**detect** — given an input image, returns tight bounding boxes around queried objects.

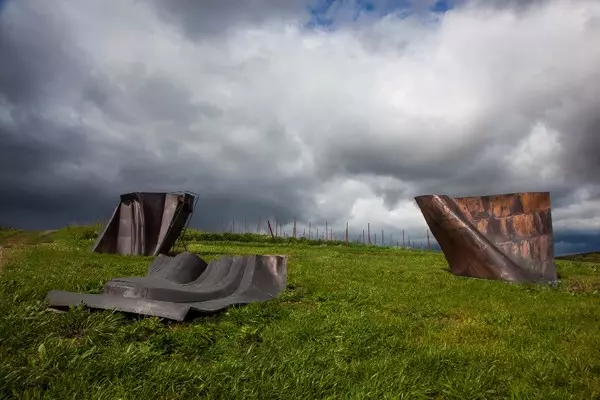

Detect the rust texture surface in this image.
[92,192,196,256]
[414,192,556,283]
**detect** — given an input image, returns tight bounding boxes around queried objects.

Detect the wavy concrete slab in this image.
[46,252,288,321]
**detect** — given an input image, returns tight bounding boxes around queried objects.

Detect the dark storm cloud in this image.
[0,3,114,228]
[1,0,600,256]
[550,100,600,185]
[554,231,600,256]
[150,0,311,37]
[82,70,223,131]
[0,0,316,230]
[0,2,80,107]
[0,106,124,228]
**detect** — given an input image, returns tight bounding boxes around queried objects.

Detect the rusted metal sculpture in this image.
[92,192,196,256]
[46,252,287,321]
[415,192,556,283]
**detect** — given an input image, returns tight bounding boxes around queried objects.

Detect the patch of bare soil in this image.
[0,230,58,271]
[0,234,32,272]
[0,247,5,271]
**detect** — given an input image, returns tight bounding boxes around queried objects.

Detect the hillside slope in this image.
[1,227,599,399]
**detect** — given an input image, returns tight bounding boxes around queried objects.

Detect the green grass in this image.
[558,251,600,264]
[1,227,600,399]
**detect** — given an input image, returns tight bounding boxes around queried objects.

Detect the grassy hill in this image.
[557,251,600,264]
[1,226,599,399]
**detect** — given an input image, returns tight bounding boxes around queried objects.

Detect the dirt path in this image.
[0,240,16,272]
[0,232,37,272]
[0,247,6,272]
[0,230,58,272]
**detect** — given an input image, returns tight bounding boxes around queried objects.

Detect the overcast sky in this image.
[1,0,600,254]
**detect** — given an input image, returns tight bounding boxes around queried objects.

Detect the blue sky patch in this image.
[431,0,453,13]
[305,0,454,30]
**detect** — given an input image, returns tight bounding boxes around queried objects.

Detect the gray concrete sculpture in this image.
[46,252,287,321]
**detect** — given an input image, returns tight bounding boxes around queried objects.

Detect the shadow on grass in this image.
[441,265,565,281]
[50,303,231,324]
[166,250,236,258]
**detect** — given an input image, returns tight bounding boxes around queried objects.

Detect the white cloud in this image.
[2,0,600,237]
[505,122,564,184]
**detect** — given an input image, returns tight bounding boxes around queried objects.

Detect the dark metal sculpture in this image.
[46,252,287,321]
[92,192,196,256]
[415,192,556,283]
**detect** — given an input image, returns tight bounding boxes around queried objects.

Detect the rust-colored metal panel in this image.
[414,192,556,283]
[92,192,196,256]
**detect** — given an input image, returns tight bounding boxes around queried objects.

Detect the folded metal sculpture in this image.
[92,192,196,256]
[46,252,287,321]
[415,192,556,283]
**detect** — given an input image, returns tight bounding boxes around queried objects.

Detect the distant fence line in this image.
[68,215,440,251]
[192,216,439,250]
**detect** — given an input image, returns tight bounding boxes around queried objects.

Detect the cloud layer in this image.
[1,0,600,253]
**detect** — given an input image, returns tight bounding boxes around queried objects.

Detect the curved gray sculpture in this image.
[92,192,196,256]
[46,252,287,321]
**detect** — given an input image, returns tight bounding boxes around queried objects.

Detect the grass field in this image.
[1,226,600,399]
[557,251,600,265]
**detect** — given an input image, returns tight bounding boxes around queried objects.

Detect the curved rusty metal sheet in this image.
[92,192,196,256]
[414,192,556,283]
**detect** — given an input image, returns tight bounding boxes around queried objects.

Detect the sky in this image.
[1,0,600,255]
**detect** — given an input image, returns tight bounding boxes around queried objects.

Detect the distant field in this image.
[557,251,600,264]
[1,226,599,399]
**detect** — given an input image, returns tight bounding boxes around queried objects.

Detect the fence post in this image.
[345,222,349,245]
[267,220,275,240]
